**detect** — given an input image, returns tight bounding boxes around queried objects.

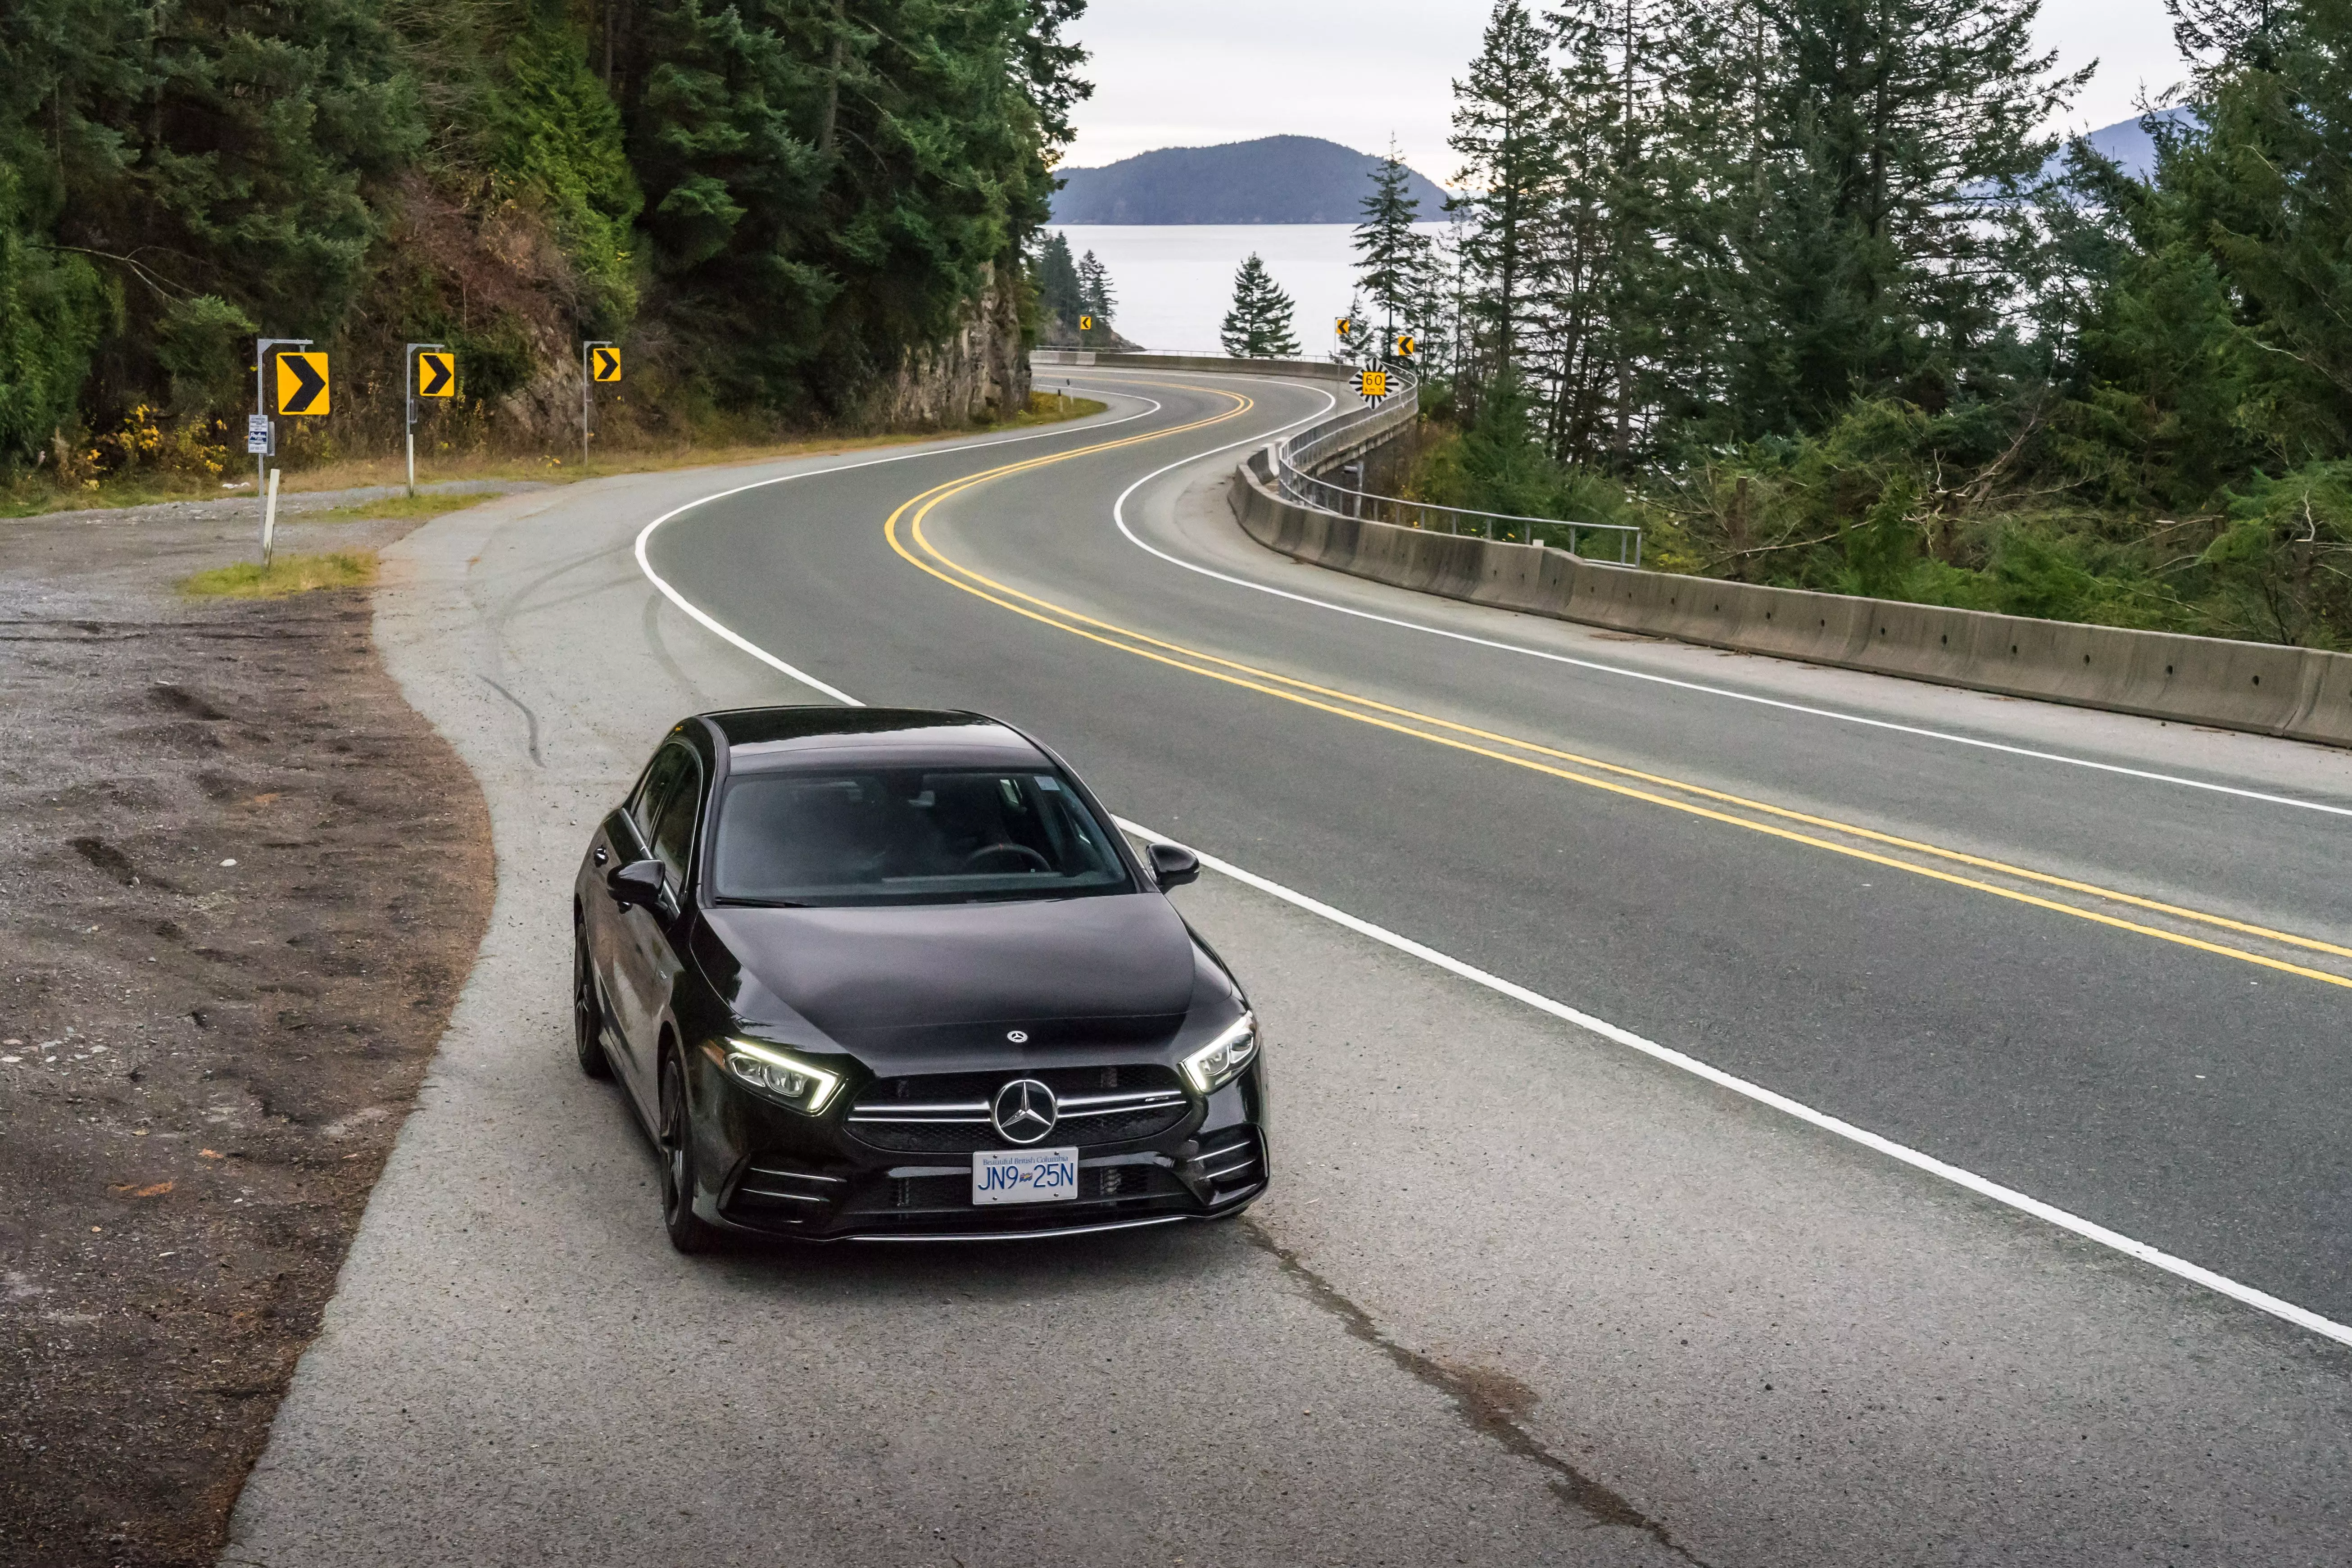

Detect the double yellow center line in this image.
[880,382,2352,993]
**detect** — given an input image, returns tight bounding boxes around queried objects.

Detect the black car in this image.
[572,706,1269,1249]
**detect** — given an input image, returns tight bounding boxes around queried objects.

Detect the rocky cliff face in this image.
[875,262,1030,427]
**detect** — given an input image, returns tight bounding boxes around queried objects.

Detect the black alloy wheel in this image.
[659,1052,719,1254]
[573,923,612,1079]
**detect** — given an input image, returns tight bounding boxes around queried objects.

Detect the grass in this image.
[312,490,498,522]
[6,389,1112,519]
[178,551,378,600]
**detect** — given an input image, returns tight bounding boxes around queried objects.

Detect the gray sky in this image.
[1063,0,2188,179]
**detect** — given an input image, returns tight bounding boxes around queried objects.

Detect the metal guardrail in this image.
[1271,368,1645,567]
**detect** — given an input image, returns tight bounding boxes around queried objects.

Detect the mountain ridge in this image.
[1049,136,1449,225]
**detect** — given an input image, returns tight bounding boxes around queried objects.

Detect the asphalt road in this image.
[227,374,2352,1566]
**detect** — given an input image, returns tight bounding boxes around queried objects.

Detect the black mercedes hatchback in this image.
[572,706,1269,1249]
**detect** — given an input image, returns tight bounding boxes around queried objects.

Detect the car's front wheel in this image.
[659,1052,720,1254]
[572,922,612,1080]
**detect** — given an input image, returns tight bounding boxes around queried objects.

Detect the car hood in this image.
[703,893,1200,1047]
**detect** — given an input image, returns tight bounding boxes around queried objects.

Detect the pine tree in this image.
[1076,248,1115,341]
[1219,253,1301,358]
[1036,231,1084,334]
[1352,139,1433,356]
[2112,0,2352,464]
[1449,0,1564,378]
[1522,0,1661,464]
[1718,0,2089,435]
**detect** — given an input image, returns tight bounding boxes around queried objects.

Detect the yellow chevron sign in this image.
[417,351,456,398]
[1335,317,1354,339]
[274,351,330,416]
[589,345,622,383]
[1079,315,1094,331]
[1393,333,1418,358]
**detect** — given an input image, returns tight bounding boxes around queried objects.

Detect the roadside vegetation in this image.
[1346,0,2352,648]
[178,552,380,600]
[1,0,1092,505]
[2,392,1107,519]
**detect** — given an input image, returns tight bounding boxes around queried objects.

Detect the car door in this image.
[593,748,687,1062]
[611,747,702,1097]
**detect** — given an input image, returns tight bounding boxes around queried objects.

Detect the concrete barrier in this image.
[1030,351,1355,381]
[1232,449,2352,748]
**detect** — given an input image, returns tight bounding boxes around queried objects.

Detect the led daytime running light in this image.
[1181,1013,1258,1094]
[721,1037,843,1113]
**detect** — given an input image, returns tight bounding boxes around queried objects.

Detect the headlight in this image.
[1181,1012,1258,1094]
[721,1038,843,1114]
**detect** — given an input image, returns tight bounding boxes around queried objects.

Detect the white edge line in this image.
[628,373,2352,1353]
[632,389,1169,707]
[1087,376,2352,821]
[1115,815,2352,1351]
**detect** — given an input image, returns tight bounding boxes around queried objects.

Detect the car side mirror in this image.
[607,858,668,911]
[1149,843,1200,890]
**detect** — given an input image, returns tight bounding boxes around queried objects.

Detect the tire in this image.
[659,1052,720,1254]
[573,922,612,1079]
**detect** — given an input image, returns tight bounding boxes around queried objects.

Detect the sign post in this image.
[251,337,311,565]
[581,341,620,470]
[405,343,453,497]
[261,467,282,567]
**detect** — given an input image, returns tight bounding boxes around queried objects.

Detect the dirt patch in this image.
[0,507,494,1566]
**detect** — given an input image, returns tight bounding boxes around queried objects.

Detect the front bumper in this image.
[692,1060,1269,1242]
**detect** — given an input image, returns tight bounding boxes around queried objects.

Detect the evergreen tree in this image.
[1,0,423,443]
[1352,138,1433,353]
[1521,0,1664,464]
[1720,0,2088,435]
[1076,247,1115,340]
[2089,0,2352,470]
[1219,253,1300,358]
[490,3,644,332]
[1036,230,1084,331]
[1450,0,1564,378]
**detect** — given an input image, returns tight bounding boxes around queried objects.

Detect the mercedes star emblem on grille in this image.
[990,1078,1058,1144]
[1006,1029,1028,1043]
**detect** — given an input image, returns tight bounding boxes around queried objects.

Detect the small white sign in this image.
[245,414,272,456]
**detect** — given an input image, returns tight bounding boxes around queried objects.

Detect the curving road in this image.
[228,369,2352,1566]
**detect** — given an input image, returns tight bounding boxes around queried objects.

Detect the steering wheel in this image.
[961,842,1052,872]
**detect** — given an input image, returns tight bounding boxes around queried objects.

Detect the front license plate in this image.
[971,1147,1079,1205]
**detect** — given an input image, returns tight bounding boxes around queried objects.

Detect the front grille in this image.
[846,1064,1192,1153]
[861,1064,1180,1101]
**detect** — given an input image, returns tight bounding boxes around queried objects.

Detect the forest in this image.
[0,0,1088,489]
[1355,0,2352,648]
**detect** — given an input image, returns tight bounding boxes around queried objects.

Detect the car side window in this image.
[630,744,692,843]
[649,755,702,887]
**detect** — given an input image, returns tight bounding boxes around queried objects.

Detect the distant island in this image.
[1049,136,1450,225]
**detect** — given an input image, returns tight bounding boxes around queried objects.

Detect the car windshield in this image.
[710,767,1136,906]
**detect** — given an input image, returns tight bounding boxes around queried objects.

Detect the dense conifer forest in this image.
[1357,0,2352,648]
[0,0,1088,483]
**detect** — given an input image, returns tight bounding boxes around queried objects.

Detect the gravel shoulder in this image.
[0,501,496,1568]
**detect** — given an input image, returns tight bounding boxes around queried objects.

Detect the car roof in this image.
[702,706,1052,773]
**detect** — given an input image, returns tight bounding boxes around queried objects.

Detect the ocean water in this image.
[1049,223,1451,358]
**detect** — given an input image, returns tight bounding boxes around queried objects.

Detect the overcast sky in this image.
[1062,0,2189,179]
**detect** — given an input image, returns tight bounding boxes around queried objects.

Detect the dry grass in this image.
[178,551,379,600]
